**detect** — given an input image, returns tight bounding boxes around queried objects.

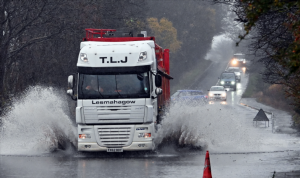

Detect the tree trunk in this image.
[0,0,7,115]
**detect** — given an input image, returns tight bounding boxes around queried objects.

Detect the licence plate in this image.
[107,148,123,152]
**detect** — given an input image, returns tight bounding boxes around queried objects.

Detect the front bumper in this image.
[78,124,155,152]
[209,97,226,100]
[78,141,154,151]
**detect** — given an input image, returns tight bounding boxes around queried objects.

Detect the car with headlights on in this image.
[230,53,246,67]
[226,67,241,82]
[208,86,227,101]
[219,72,237,91]
[171,90,208,106]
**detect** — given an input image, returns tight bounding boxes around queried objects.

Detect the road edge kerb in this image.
[240,102,273,114]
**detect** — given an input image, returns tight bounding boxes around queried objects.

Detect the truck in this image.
[67,29,172,152]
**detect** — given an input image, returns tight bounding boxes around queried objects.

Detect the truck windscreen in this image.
[78,72,150,99]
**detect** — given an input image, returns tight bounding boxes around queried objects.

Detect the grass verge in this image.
[242,73,293,112]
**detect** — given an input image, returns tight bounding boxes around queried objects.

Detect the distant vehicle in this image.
[226,67,241,82]
[208,86,227,101]
[219,72,236,91]
[171,90,208,106]
[230,53,246,67]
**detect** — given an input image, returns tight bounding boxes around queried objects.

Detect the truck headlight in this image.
[236,73,240,76]
[231,81,235,85]
[221,93,226,96]
[232,60,237,64]
[209,93,214,97]
[80,53,88,62]
[79,134,91,139]
[138,51,147,62]
[243,61,246,63]
[220,81,224,85]
[138,133,151,138]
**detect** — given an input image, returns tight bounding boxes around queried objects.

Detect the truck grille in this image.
[84,106,145,123]
[214,94,221,96]
[95,126,134,147]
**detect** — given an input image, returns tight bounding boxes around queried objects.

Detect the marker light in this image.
[79,134,91,139]
[138,51,147,62]
[138,133,151,138]
[80,53,88,62]
[231,81,235,85]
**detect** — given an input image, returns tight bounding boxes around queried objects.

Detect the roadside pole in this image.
[272,113,275,133]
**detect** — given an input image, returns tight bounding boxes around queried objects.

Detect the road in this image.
[1,59,300,178]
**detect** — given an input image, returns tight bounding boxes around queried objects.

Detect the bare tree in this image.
[0,0,147,116]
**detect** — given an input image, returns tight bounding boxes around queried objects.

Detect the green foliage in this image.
[239,1,300,75]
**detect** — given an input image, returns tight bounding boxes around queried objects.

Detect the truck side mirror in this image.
[155,75,162,87]
[68,75,75,89]
[155,88,163,95]
[67,89,74,97]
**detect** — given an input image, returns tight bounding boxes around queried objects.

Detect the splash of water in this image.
[0,86,77,155]
[155,101,262,153]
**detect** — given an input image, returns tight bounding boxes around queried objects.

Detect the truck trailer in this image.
[67,29,172,152]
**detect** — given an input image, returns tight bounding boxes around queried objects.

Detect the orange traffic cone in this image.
[203,150,212,178]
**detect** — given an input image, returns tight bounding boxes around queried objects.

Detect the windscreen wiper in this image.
[114,75,123,98]
[81,75,85,98]
[96,76,105,99]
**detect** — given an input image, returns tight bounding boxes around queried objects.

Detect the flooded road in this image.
[1,60,299,178]
[0,151,297,178]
